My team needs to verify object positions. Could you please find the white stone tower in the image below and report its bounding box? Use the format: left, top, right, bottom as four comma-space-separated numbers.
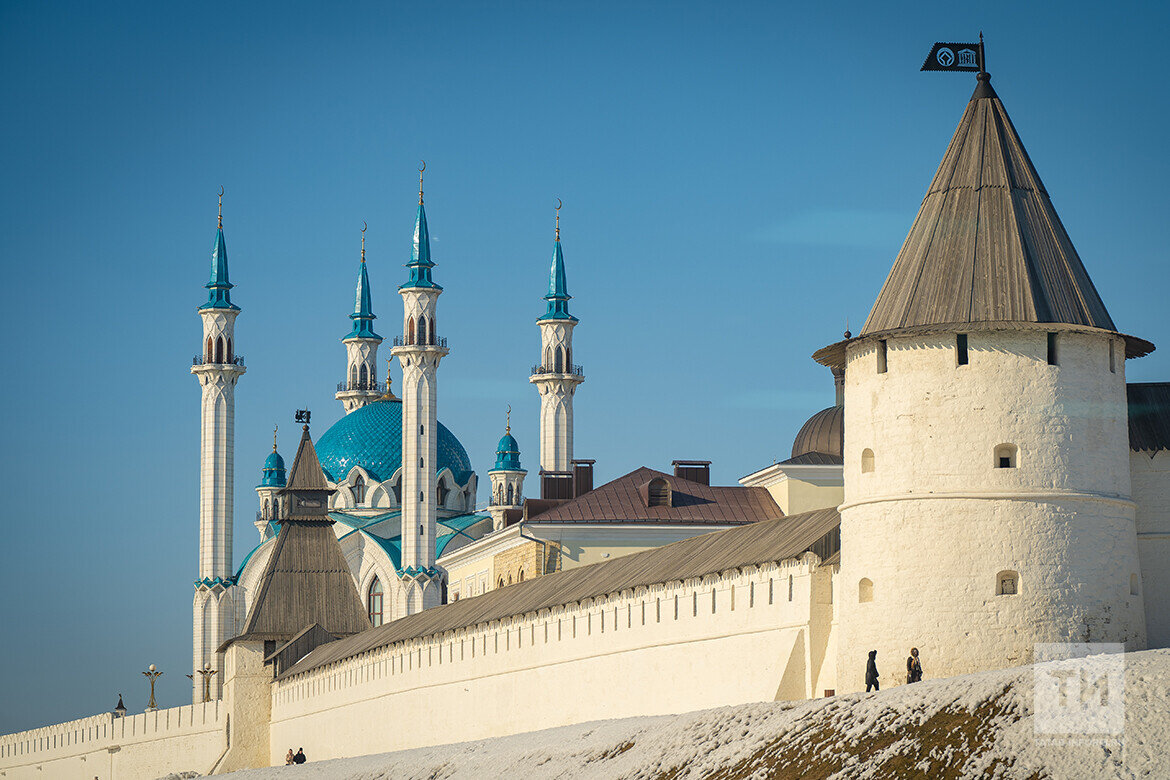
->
336, 223, 385, 413
530, 203, 584, 474
819, 72, 1150, 691
389, 167, 447, 615
191, 192, 246, 702
487, 409, 527, 531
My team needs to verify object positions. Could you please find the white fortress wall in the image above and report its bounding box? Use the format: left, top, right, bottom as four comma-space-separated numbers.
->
269, 555, 836, 763
0, 701, 225, 780
1133, 449, 1170, 648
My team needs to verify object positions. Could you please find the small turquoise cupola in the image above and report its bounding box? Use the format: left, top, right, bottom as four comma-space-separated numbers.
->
260, 427, 287, 487
493, 426, 523, 471
347, 223, 381, 340
201, 188, 239, 311
401, 162, 442, 291
540, 200, 576, 322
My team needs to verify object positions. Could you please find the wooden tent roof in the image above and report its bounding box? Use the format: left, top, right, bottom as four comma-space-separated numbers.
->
858, 74, 1149, 355
223, 426, 370, 649
1128, 382, 1170, 453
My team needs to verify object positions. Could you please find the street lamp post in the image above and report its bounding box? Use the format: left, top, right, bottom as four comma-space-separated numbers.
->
142, 664, 163, 712
196, 663, 218, 702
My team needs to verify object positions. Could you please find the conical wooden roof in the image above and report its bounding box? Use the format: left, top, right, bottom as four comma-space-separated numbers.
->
225, 426, 370, 648
862, 73, 1117, 337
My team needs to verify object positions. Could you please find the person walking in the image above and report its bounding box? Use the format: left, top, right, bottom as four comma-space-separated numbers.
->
865, 650, 880, 692
293, 748, 307, 764
906, 648, 923, 684
285, 748, 295, 765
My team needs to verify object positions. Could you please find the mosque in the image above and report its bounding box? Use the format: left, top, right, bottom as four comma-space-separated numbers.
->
3, 68, 1169, 778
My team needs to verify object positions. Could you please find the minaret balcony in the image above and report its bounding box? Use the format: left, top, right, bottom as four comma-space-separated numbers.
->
192, 354, 246, 368
530, 363, 584, 378
337, 379, 387, 393
392, 335, 447, 348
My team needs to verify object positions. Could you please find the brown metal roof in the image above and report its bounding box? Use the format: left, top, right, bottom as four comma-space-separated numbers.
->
279, 507, 841, 679
223, 429, 370, 650
1128, 382, 1170, 453
526, 466, 783, 526
779, 451, 843, 466
859, 75, 1150, 358
791, 405, 843, 460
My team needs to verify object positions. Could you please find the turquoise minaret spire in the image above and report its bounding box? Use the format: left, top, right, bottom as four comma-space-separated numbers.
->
347, 223, 380, 339
541, 201, 576, 321
401, 162, 441, 290
201, 188, 239, 311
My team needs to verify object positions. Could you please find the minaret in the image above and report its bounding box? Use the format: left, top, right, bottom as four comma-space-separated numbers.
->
530, 200, 584, 477
254, 425, 285, 541
488, 407, 527, 531
336, 222, 385, 413
389, 163, 447, 615
191, 189, 246, 702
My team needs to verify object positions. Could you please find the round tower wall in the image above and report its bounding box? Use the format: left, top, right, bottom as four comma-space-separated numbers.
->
837, 329, 1145, 689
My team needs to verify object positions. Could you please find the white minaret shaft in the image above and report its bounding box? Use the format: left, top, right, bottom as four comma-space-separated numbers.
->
389, 174, 446, 615
191, 196, 245, 702
530, 205, 583, 473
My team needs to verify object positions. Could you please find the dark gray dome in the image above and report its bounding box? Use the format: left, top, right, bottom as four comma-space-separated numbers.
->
791, 405, 843, 459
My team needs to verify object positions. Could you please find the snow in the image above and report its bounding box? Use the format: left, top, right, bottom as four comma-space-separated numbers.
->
213, 649, 1170, 780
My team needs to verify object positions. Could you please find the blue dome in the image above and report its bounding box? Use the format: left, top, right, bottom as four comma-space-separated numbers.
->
492, 432, 522, 471
316, 399, 473, 484
259, 450, 286, 487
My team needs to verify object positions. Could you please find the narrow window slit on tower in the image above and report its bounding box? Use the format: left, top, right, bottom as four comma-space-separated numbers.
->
877, 340, 888, 373
957, 334, 969, 365
1047, 333, 1059, 365
1109, 340, 1116, 373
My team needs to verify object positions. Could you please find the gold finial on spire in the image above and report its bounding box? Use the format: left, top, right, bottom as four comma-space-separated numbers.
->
360, 221, 367, 263
506, 404, 511, 434
217, 186, 224, 229
379, 358, 399, 401
554, 197, 562, 241
273, 424, 278, 453
418, 160, 426, 205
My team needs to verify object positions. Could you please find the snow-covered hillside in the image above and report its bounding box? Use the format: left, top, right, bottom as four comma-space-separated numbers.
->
211, 649, 1170, 780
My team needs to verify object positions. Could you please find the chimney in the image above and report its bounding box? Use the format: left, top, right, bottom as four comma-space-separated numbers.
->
672, 460, 711, 486
539, 470, 574, 500
572, 459, 595, 497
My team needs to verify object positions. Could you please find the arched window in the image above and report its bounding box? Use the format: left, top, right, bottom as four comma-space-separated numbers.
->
861, 449, 875, 473
555, 346, 564, 373
498, 577, 505, 589
263, 499, 270, 520
506, 484, 514, 505
507, 573, 512, 585
996, 570, 1018, 595
858, 578, 873, 603
419, 315, 429, 346
359, 363, 368, 387
407, 317, 415, 345
994, 444, 1018, 469
647, 477, 671, 507
788, 574, 794, 602
518, 569, 525, 582
368, 578, 384, 627
437, 482, 450, 506
352, 475, 366, 505
215, 337, 224, 364
1130, 573, 1139, 596
565, 346, 572, 368
206, 336, 214, 362
544, 347, 552, 370
226, 338, 233, 362
350, 364, 358, 386
391, 478, 402, 504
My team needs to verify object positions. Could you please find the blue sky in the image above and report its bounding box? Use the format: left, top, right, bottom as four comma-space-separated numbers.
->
1, 0, 1167, 732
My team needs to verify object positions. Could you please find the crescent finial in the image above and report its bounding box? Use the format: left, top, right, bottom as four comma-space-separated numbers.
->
418, 160, 426, 205
554, 198, 562, 240
506, 404, 511, 433
360, 221, 367, 262
217, 186, 224, 229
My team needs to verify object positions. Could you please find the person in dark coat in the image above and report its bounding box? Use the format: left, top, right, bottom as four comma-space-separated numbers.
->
865, 650, 880, 692
293, 748, 307, 764
907, 647, 923, 684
